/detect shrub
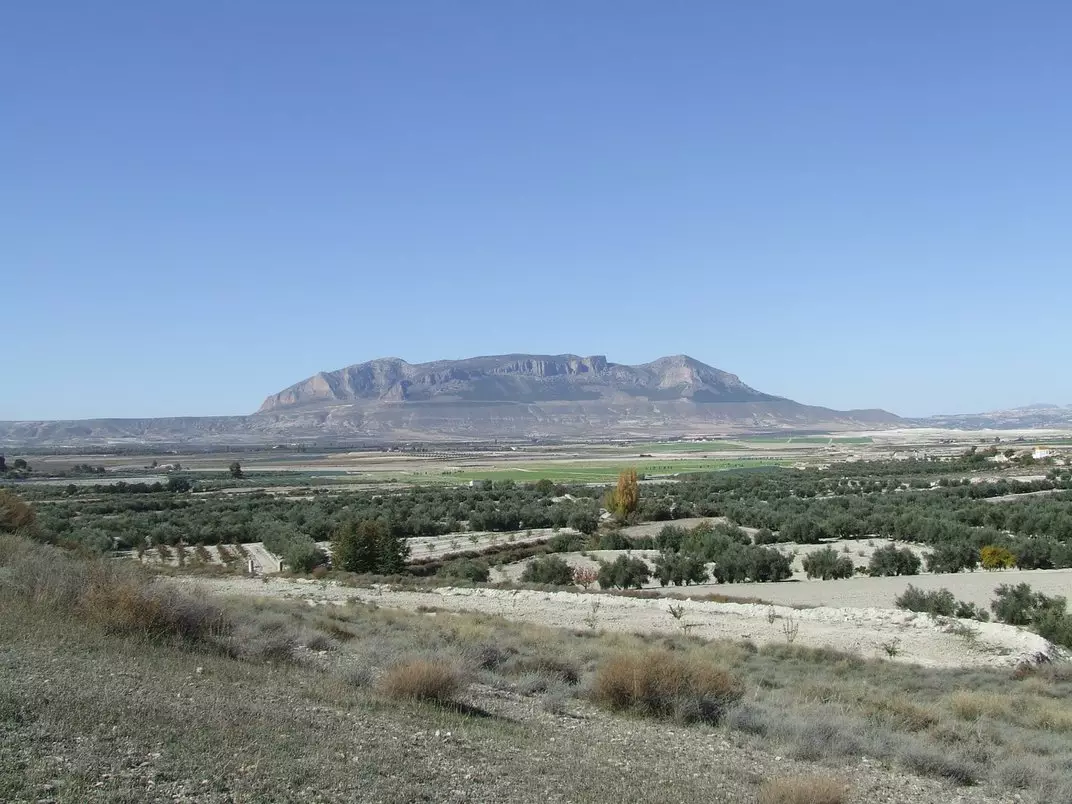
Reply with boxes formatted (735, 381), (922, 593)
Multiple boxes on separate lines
(991, 583), (1072, 648)
(590, 650), (743, 724)
(757, 776), (848, 804)
(571, 566), (598, 589)
(592, 529), (631, 550)
(781, 518), (827, 544)
(567, 509), (599, 535)
(867, 544), (921, 577)
(548, 532), (585, 552)
(652, 551), (709, 586)
(925, 541), (978, 573)
(0, 536), (232, 647)
(379, 659), (464, 705)
(895, 585), (956, 617)
(438, 557), (490, 583)
(656, 525), (687, 552)
(753, 527), (778, 545)
(980, 545), (1016, 571)
(954, 600), (990, 622)
(520, 555), (575, 586)
(899, 746), (978, 785)
(801, 547), (854, 580)
(597, 555), (650, 589)
(712, 544), (792, 584)
(991, 583), (1049, 626)
(1013, 538), (1055, 570)
(0, 490), (37, 534)
(283, 536), (326, 573)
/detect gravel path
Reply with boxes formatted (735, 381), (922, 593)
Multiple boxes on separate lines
(181, 576), (1063, 670)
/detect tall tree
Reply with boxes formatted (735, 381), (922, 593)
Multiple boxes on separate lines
(229, 461), (243, 479)
(332, 520), (410, 574)
(607, 468), (640, 518)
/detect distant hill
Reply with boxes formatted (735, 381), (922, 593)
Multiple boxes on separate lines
(916, 404), (1072, 430)
(0, 353), (902, 447)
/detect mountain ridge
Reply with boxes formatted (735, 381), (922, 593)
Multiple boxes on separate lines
(0, 353), (905, 446)
(257, 353), (785, 412)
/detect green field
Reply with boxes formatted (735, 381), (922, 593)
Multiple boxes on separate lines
(440, 458), (791, 483)
(739, 435), (873, 445)
(631, 441), (745, 452)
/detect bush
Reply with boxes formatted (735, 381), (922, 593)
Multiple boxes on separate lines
(438, 558), (490, 583)
(548, 532), (585, 552)
(592, 529), (631, 550)
(0, 534), (231, 647)
(925, 541), (978, 574)
(895, 585), (956, 617)
(0, 490), (36, 534)
(652, 551), (709, 586)
(980, 545), (1016, 571)
(757, 776), (848, 804)
(597, 555), (650, 589)
(712, 544), (792, 584)
(520, 555), (575, 586)
(801, 547), (854, 580)
(283, 536), (326, 573)
(753, 527), (778, 545)
(379, 659), (464, 705)
(1013, 538), (1055, 570)
(867, 544), (920, 577)
(991, 583), (1047, 626)
(590, 650), (743, 724)
(656, 525), (687, 552)
(781, 518), (827, 544)
(567, 509), (599, 535)
(954, 600), (990, 622)
(991, 583), (1072, 647)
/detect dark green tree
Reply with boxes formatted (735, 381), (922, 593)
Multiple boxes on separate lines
(229, 461), (243, 479)
(802, 546), (854, 580)
(520, 555), (575, 586)
(868, 544), (921, 577)
(332, 520), (409, 574)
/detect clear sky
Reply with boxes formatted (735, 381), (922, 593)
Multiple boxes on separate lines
(2, 2), (1070, 421)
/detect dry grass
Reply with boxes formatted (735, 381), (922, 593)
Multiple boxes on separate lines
(757, 775), (848, 804)
(0, 533), (230, 646)
(591, 649), (743, 724)
(379, 658), (465, 704)
(949, 691), (1012, 721)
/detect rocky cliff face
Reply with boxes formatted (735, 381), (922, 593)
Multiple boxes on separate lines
(258, 354), (779, 411)
(0, 354), (904, 447)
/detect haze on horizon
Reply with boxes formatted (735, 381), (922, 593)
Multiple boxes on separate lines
(3, 3), (1070, 421)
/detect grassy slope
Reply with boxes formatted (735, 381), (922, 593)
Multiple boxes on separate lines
(3, 532), (1072, 803)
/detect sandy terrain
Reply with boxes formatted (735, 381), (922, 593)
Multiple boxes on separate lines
(492, 536), (1071, 610)
(179, 575), (1064, 670)
(683, 568), (1072, 610)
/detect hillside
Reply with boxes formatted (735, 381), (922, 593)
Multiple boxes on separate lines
(0, 354), (901, 446)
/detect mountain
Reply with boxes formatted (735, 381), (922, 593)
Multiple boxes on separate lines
(0, 354), (901, 447)
(256, 353), (902, 439)
(916, 404), (1072, 430)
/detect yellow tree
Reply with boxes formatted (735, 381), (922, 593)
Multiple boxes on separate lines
(609, 468), (639, 518)
(980, 545), (1016, 571)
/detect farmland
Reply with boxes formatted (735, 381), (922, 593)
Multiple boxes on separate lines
(5, 428), (1072, 802)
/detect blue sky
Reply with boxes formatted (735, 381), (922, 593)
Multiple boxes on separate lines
(2, 2), (1070, 420)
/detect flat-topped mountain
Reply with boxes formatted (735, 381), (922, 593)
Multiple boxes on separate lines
(248, 353), (900, 441)
(259, 354), (783, 411)
(0, 353), (902, 446)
